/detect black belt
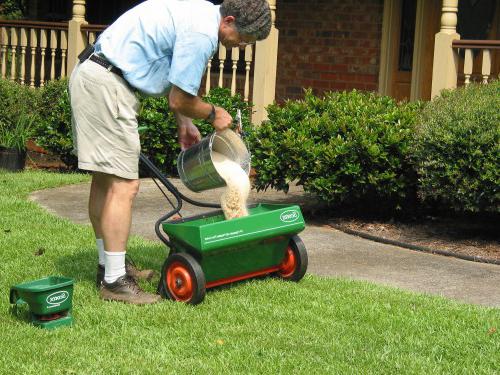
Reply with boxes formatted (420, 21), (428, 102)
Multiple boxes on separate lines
(89, 54), (124, 78)
(78, 44), (124, 79)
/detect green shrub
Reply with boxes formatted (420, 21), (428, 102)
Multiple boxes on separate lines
(139, 87), (251, 175)
(0, 0), (26, 19)
(412, 81), (500, 213)
(34, 81), (251, 173)
(247, 89), (422, 213)
(0, 78), (37, 150)
(34, 78), (77, 168)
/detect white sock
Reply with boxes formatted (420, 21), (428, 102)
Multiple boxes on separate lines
(96, 238), (105, 266)
(104, 251), (126, 284)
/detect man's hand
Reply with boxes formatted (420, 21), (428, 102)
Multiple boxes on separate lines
(175, 112), (201, 151)
(178, 122), (201, 151)
(212, 106), (233, 132)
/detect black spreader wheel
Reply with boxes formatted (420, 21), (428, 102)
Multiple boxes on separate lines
(160, 252), (206, 305)
(277, 235), (308, 282)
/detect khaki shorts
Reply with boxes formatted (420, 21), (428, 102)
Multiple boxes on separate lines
(69, 60), (140, 179)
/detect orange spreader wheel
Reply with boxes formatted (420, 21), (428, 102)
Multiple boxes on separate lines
(278, 246), (297, 278)
(166, 262), (195, 302)
(160, 252), (206, 305)
(277, 235), (308, 282)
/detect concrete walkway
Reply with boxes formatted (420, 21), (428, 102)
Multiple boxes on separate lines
(30, 179), (500, 308)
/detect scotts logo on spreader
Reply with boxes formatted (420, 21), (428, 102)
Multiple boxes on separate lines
(280, 210), (300, 223)
(46, 291), (69, 306)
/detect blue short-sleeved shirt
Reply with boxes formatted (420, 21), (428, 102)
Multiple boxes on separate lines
(94, 0), (220, 97)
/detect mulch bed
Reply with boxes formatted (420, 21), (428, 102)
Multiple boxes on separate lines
(328, 216), (500, 263)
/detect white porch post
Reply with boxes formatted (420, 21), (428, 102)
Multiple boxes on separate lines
(67, 0), (87, 76)
(251, 0), (278, 126)
(430, 0), (460, 98)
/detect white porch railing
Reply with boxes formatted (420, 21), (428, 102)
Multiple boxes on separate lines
(452, 40), (500, 86)
(1, 0), (277, 124)
(0, 20), (68, 86)
(431, 0), (499, 97)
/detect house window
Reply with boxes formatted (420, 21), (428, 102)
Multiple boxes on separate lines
(457, 0), (496, 40)
(86, 0), (144, 25)
(398, 0), (417, 72)
(86, 0), (222, 24)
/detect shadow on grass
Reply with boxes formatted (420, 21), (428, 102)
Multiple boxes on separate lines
(9, 302), (32, 325)
(53, 243), (166, 286)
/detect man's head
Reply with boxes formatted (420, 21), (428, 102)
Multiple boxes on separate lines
(218, 0), (272, 49)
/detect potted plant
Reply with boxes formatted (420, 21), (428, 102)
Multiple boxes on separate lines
(0, 113), (35, 171)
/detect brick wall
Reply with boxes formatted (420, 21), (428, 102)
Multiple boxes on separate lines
(275, 0), (384, 101)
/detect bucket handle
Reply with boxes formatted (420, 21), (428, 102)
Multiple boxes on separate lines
(9, 288), (25, 306)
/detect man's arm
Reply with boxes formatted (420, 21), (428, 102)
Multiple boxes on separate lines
(169, 85), (232, 131)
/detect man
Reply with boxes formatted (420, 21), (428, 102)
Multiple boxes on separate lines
(69, 0), (272, 304)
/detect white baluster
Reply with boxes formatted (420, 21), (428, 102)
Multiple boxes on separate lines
(10, 28), (19, 81)
(88, 31), (96, 45)
(20, 28), (28, 85)
(50, 30), (57, 80)
(61, 30), (68, 78)
(40, 29), (47, 86)
(244, 45), (253, 102)
(218, 43), (226, 88)
(1, 27), (8, 79)
(205, 58), (212, 95)
(481, 49), (491, 84)
(30, 29), (38, 87)
(463, 48), (473, 86)
(231, 47), (239, 95)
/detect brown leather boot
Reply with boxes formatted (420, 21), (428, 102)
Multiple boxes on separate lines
(100, 275), (161, 304)
(96, 258), (156, 288)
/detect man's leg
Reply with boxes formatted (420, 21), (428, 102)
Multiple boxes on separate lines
(89, 172), (106, 240)
(90, 172), (155, 288)
(94, 173), (138, 253)
(90, 172), (137, 286)
(89, 173), (106, 272)
(90, 172), (159, 304)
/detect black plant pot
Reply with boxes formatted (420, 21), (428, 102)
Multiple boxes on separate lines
(0, 147), (27, 172)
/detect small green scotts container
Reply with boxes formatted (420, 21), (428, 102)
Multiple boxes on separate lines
(10, 276), (74, 329)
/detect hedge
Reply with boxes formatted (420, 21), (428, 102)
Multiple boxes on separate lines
(246, 89), (423, 213)
(34, 78), (77, 168)
(0, 78), (38, 150)
(9, 75), (498, 216)
(411, 81), (500, 213)
(33, 78), (251, 174)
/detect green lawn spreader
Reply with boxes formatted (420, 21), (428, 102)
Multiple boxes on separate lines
(140, 153), (308, 305)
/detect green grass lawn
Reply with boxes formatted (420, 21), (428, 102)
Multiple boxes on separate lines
(1, 170), (499, 374)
